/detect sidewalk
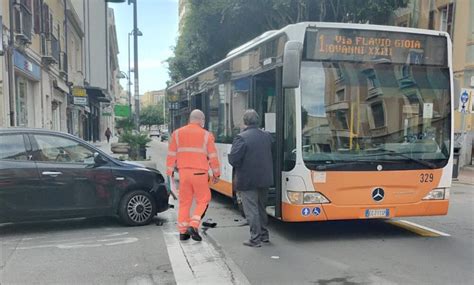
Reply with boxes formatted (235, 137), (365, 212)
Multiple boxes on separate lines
(455, 165), (474, 185)
(92, 137), (119, 157)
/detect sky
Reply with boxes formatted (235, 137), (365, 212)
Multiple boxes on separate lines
(108, 0), (179, 94)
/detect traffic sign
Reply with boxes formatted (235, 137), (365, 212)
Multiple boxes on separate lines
(459, 89), (473, 113)
(301, 207), (310, 216)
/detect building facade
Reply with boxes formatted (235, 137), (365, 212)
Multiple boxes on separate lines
(391, 0), (474, 167)
(0, 0), (120, 142)
(141, 89), (165, 109)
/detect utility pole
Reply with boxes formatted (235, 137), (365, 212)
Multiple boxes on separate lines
(133, 0), (140, 130)
(7, 0), (15, 126)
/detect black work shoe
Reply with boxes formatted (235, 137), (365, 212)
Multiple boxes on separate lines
(186, 227), (202, 241)
(179, 233), (190, 241)
(243, 240), (261, 247)
(261, 238), (270, 243)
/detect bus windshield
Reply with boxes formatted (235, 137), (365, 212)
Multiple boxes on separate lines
(300, 61), (451, 171)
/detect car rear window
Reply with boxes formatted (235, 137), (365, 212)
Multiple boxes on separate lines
(0, 134), (29, 161)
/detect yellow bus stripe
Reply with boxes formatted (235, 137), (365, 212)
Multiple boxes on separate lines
(387, 220), (449, 237)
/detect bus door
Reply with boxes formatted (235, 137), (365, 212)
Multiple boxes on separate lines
(251, 68), (283, 218)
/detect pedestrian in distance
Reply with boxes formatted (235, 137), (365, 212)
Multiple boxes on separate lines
(228, 109), (274, 248)
(105, 127), (112, 143)
(166, 109), (221, 242)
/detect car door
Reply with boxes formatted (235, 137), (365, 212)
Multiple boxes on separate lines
(0, 133), (40, 221)
(30, 133), (115, 216)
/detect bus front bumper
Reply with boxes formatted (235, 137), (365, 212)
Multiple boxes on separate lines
(281, 200), (449, 222)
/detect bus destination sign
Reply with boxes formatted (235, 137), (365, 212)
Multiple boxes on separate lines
(305, 28), (447, 66)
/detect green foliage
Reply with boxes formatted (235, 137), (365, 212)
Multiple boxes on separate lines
(139, 105), (164, 129)
(115, 117), (134, 132)
(120, 130), (152, 160)
(167, 0), (408, 82)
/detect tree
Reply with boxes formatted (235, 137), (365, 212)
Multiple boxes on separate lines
(139, 105), (164, 129)
(167, 0), (408, 82)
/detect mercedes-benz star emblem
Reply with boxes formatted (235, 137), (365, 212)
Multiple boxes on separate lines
(372, 188), (385, 202)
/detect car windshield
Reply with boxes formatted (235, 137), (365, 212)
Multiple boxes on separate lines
(300, 61), (451, 170)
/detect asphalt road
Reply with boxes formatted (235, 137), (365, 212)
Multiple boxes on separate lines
(1, 138), (472, 285)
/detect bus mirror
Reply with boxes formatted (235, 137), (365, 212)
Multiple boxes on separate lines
(282, 41), (303, 89)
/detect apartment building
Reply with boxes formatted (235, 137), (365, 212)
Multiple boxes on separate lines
(141, 89), (165, 109)
(0, 0), (120, 142)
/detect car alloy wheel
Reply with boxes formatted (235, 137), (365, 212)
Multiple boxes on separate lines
(127, 194), (153, 224)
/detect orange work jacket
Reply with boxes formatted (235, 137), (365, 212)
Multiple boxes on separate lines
(166, 123), (220, 177)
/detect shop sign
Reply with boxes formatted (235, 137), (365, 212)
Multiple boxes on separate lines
(74, 97), (88, 105)
(114, 104), (130, 117)
(73, 87), (88, 106)
(13, 50), (41, 80)
(102, 103), (113, 116)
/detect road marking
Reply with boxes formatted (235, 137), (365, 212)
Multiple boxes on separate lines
(16, 236), (138, 250)
(387, 220), (451, 237)
(161, 211), (250, 285)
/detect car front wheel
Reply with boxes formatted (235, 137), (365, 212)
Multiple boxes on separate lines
(119, 190), (156, 226)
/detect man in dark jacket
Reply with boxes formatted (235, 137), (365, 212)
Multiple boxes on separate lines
(228, 109), (273, 247)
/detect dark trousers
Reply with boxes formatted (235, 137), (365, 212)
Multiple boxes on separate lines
(239, 188), (269, 244)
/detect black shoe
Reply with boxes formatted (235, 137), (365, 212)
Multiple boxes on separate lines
(202, 221), (217, 228)
(261, 238), (270, 243)
(186, 227), (202, 241)
(179, 233), (190, 241)
(243, 240), (261, 247)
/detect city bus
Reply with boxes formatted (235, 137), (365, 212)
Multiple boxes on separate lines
(166, 22), (453, 222)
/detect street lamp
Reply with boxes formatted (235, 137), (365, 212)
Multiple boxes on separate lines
(108, 0), (142, 130)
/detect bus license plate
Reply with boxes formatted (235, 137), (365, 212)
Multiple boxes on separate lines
(365, 209), (390, 218)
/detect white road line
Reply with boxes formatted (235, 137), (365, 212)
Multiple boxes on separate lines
(399, 220), (451, 237)
(161, 211), (250, 285)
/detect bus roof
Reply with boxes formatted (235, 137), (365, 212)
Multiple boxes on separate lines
(167, 22), (450, 90)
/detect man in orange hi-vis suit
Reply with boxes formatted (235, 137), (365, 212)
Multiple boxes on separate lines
(166, 109), (220, 242)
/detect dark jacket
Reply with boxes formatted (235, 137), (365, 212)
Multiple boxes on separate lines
(228, 126), (273, 191)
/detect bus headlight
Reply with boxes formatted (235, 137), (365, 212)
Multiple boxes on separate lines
(303, 192), (330, 204)
(287, 191), (330, 204)
(423, 188), (447, 200)
(287, 191), (303, 204)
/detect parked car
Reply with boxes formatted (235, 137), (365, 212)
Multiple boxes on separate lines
(160, 132), (169, 142)
(0, 128), (170, 226)
(149, 130), (160, 138)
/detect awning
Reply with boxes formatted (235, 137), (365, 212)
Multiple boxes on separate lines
(86, 87), (110, 103)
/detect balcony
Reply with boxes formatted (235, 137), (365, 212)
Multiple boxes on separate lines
(41, 36), (57, 65)
(14, 3), (32, 45)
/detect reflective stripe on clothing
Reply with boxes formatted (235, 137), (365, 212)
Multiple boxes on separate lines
(166, 123), (220, 173)
(177, 147), (207, 154)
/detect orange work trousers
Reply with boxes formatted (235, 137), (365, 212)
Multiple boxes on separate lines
(177, 168), (211, 233)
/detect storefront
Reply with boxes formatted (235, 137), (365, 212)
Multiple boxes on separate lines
(13, 50), (41, 128)
(85, 87), (109, 142)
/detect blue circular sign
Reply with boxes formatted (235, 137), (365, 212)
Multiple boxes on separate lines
(301, 207), (311, 216)
(461, 91), (469, 103)
(313, 207), (321, 216)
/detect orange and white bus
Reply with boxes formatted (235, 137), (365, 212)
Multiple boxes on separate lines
(167, 22), (453, 222)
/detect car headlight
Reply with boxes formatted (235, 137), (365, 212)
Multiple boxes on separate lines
(423, 188), (447, 200)
(303, 192), (330, 204)
(287, 191), (330, 204)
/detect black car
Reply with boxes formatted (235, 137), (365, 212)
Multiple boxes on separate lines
(160, 132), (169, 142)
(0, 128), (169, 226)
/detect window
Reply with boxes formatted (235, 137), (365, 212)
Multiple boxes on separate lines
(440, 4), (454, 38)
(336, 89), (345, 101)
(335, 110), (349, 130)
(0, 135), (29, 161)
(428, 10), (435, 30)
(371, 102), (385, 128)
(34, 135), (95, 164)
(14, 0), (33, 40)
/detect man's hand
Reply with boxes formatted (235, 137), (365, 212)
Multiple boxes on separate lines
(211, 175), (220, 184)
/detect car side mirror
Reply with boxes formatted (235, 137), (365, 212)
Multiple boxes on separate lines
(282, 41), (303, 89)
(94, 152), (107, 165)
